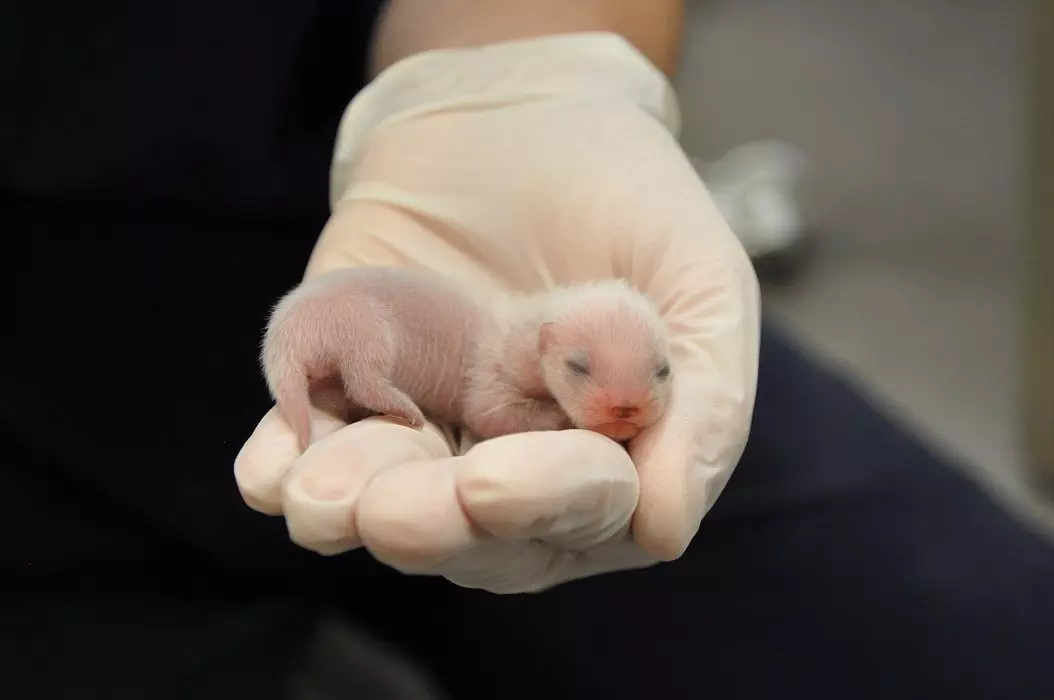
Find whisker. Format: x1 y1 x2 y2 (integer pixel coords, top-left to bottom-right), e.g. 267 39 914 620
475 398 533 418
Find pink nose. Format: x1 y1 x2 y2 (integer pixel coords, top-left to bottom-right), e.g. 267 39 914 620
610 405 639 420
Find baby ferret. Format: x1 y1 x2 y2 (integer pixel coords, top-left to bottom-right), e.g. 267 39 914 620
261 268 673 450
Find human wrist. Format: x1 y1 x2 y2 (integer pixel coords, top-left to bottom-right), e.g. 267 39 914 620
369 0 684 78
329 31 682 208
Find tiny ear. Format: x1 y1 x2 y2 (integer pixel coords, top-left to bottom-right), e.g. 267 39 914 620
538 322 555 355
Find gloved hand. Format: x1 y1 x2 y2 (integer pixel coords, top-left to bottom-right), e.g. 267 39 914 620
234 32 760 593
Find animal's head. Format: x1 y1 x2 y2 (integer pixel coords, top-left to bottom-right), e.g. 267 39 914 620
537 281 672 441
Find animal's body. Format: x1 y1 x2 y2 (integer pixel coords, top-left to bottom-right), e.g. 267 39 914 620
262 268 673 450
261 266 484 450
460 290 574 439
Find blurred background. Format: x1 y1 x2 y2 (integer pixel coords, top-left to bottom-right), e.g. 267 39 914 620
677 0 1054 534
302 1 1053 696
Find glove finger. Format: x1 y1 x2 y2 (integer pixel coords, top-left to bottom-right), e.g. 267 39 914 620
629 317 759 562
620 198 760 558
443 430 656 593
356 429 641 593
234 405 347 516
455 429 640 550
282 416 455 555
438 537 567 593
437 517 659 594
355 455 480 572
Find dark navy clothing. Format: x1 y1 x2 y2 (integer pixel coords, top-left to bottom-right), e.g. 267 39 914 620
3 2 1052 698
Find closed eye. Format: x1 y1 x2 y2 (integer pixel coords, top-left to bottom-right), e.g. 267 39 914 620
565 358 590 376
655 361 671 381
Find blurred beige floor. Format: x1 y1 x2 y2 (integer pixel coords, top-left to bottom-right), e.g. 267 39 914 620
676 0 1054 532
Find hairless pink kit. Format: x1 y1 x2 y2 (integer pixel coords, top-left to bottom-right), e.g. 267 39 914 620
261 267 673 450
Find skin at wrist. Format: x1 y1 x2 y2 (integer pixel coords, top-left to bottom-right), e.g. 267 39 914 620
369 0 684 78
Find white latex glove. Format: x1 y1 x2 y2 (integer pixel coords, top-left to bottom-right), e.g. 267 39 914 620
234 32 761 593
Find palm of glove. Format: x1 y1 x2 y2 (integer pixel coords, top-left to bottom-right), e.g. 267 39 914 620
234 35 760 593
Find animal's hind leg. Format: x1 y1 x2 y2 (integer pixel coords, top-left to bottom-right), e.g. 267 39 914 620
350 379 426 429
338 351 426 429
310 377 372 424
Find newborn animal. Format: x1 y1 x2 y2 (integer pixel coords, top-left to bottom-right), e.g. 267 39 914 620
465 279 673 442
262 267 673 450
261 266 485 450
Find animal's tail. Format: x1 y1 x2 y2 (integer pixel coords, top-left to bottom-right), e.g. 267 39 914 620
260 295 314 452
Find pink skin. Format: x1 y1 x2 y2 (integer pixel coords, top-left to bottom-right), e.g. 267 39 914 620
261 267 484 451
263 269 670 450
537 300 673 442
461 314 573 439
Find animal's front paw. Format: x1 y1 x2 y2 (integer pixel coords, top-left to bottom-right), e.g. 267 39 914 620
523 399 572 432
462 397 569 439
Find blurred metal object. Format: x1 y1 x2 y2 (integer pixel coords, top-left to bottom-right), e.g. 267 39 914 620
689 142 810 251
1024 0 1054 491
689 140 813 281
